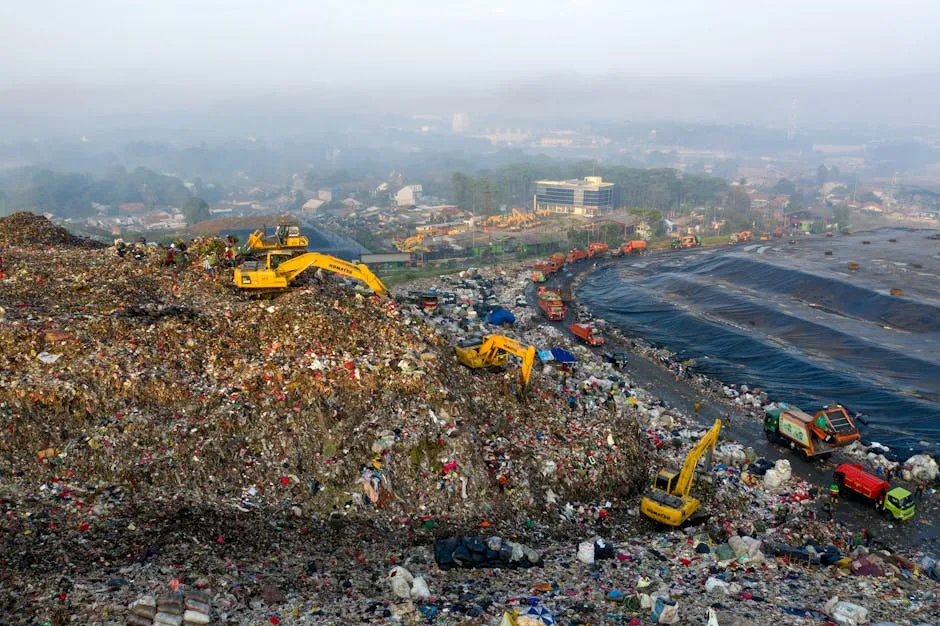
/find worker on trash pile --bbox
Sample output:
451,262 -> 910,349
693,401 -> 701,414
915,481 -> 926,500
823,500 -> 833,521
862,527 -> 872,547
829,484 -> 840,504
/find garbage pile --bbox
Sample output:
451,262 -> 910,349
0,240 -> 650,526
0,227 -> 937,625
0,211 -> 103,248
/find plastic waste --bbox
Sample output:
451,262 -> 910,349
651,596 -> 679,624
517,605 -> 556,625
577,539 -> 595,564
410,576 -> 430,600
824,596 -> 869,626
707,607 -> 720,626
705,577 -> 730,595
388,566 -> 413,599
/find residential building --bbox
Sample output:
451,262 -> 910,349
533,176 -> 614,217
301,198 -> 325,214
452,112 -> 470,134
395,184 -> 422,207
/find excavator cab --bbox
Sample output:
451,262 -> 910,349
653,469 -> 680,493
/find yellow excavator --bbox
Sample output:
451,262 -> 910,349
454,335 -> 536,388
246,224 -> 309,253
393,233 -> 431,254
640,419 -> 722,526
233,251 -> 388,296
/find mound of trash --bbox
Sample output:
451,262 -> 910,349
0,211 -> 103,248
0,241 -> 647,527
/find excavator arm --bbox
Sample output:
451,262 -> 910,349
477,334 -> 536,386
673,419 -> 722,497
275,252 -> 388,295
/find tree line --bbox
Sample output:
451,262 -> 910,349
1,166 -> 196,219
450,162 -> 731,215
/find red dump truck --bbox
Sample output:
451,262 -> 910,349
619,240 -> 647,255
834,464 -> 915,520
549,252 -> 568,266
567,249 -> 590,264
532,259 -> 562,280
537,287 -> 567,321
571,322 -> 605,345
587,242 -> 609,257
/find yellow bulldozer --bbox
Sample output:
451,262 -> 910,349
233,251 -> 388,296
640,419 -> 722,526
246,224 -> 309,253
454,334 -> 536,388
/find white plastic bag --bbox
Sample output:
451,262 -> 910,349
577,540 -> 595,564
410,576 -> 430,600
824,596 -> 869,626
705,577 -> 730,595
388,566 -> 413,599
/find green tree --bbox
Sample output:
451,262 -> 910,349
182,197 -> 210,224
451,172 -> 475,209
832,205 -> 850,232
787,193 -> 805,211
816,164 -> 829,186
773,178 -> 796,194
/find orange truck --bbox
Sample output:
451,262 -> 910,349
587,242 -> 609,257
571,322 -> 605,345
537,287 -> 567,321
567,249 -> 590,263
533,259 -> 563,278
764,402 -> 860,460
549,252 -> 568,266
619,240 -> 647,255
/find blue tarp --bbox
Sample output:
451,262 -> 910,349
550,348 -> 577,363
486,307 -> 516,326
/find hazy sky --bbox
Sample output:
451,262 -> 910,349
3,0 -> 939,88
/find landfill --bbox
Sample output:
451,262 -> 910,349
0,213 -> 937,625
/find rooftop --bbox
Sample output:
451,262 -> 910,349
535,176 -> 614,189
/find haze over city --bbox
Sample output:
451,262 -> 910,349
3,0 -> 940,133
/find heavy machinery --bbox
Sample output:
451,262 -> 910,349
764,403 -> 860,460
618,240 -> 647,255
246,225 -> 309,253
729,231 -> 753,244
480,209 -> 543,231
454,334 -> 536,388
549,252 -> 568,266
671,235 -> 702,249
537,287 -> 567,321
533,259 -> 562,279
233,251 -> 388,295
834,464 -> 915,520
587,242 -> 609,257
567,248 -> 590,263
641,419 -> 722,526
393,233 -> 431,253
571,322 -> 605,345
